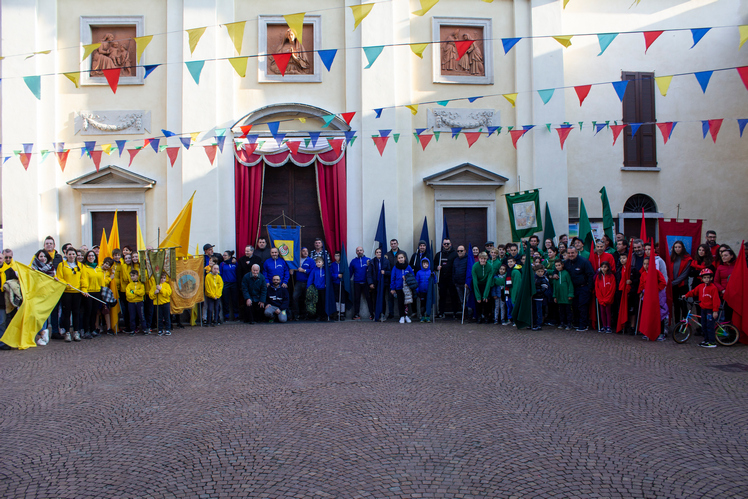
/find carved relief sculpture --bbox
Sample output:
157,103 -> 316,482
267,25 -> 314,75
440,26 -> 486,77
89,26 -> 136,77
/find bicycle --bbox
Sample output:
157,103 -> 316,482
671,298 -> 740,346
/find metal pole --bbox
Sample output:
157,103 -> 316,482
634,294 -> 643,336
461,285 -> 467,325
596,297 -> 600,331
156,228 -> 159,333
338,282 -> 342,321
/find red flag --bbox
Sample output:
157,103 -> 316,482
574,85 -> 592,106
19,153 -> 32,170
328,138 -> 344,155
272,53 -> 292,76
556,127 -> 573,150
127,148 -> 141,167
464,131 -> 481,148
340,112 -> 356,125
372,136 -> 389,156
610,124 -> 627,145
639,239 -> 663,341
708,119 -> 723,143
286,141 -> 301,155
509,129 -> 527,149
89,150 -> 103,172
417,134 -> 433,151
616,240 -> 635,333
239,125 -> 252,136
55,150 -> 70,172
204,145 -> 217,165
724,240 -> 748,344
737,66 -> 748,92
102,67 -> 121,94
243,143 -> 258,157
640,208 -> 647,241
643,31 -> 663,53
656,122 -> 674,144
455,39 -> 474,60
166,146 -> 179,167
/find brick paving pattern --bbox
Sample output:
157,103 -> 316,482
1,321 -> 747,498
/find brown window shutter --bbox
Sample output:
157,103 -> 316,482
622,71 -> 656,167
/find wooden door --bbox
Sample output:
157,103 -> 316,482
261,165 -> 325,251
443,207 -> 487,250
91,211 -> 137,250
624,218 -> 658,242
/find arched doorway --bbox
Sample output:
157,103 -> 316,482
620,193 -> 661,240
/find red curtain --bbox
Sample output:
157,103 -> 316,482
234,160 -> 264,253
316,151 -> 347,255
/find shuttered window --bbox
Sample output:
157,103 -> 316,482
622,71 -> 657,167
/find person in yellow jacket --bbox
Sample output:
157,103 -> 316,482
125,269 -> 147,335
205,264 -> 224,327
96,257 -> 115,336
149,273 -> 173,336
80,250 -> 104,339
118,252 -> 133,331
55,247 -> 90,342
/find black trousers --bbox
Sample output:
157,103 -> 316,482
61,293 -> 82,332
247,301 -> 264,323
313,287 -> 327,319
353,282 -> 372,317
438,278 -> 459,315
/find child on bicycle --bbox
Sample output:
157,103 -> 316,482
683,268 -> 720,348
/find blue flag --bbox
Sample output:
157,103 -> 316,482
442,218 -> 450,242
340,244 -> 352,296
374,201 -> 387,252
419,216 -> 432,262
465,244 -> 477,319
374,256 -> 384,321
267,225 -> 302,269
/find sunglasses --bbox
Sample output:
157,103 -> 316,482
457,250 -> 465,253
3,256 -> 12,260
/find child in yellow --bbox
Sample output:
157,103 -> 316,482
149,274 -> 173,336
205,264 -> 224,326
56,247 -> 90,342
125,269 -> 147,335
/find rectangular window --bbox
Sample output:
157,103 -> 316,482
622,71 -> 657,167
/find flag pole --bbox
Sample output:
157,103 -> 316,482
634,294 -> 643,336
338,281 -> 342,322
64,284 -> 106,304
461,285 -> 467,325
156,228 -> 160,334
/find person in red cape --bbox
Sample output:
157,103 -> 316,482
590,240 -> 616,272
724,241 -> 748,344
669,241 -> 692,323
638,255 -> 667,341
715,247 -> 737,323
594,261 -> 616,333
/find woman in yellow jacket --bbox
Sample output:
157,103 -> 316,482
56,247 -> 89,342
149,273 -> 173,335
80,250 -> 103,339
205,263 -> 224,326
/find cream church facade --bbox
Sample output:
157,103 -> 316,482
1,0 -> 746,260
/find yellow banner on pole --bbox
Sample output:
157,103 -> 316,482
170,257 -> 204,314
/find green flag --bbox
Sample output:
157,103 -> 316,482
511,242 -> 534,329
543,202 -> 556,242
578,199 -> 593,247
505,190 -> 543,242
599,186 -> 615,242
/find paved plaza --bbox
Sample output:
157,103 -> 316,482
1,321 -> 747,498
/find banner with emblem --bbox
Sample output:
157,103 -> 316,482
170,256 -> 204,314
267,225 -> 302,269
505,190 -> 543,242
139,248 -> 177,283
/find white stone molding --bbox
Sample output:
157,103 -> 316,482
80,15 -> 145,85
258,15 -> 322,83
432,17 -> 493,85
427,108 -> 499,132
75,110 -> 151,135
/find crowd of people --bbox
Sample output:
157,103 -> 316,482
0,230 -> 744,350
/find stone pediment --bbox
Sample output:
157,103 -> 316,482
424,163 -> 508,188
67,165 -> 156,190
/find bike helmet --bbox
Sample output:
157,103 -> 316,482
699,268 -> 714,277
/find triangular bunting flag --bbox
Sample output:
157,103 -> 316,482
556,127 -> 573,150
344,131 -> 356,145
363,46 -> 384,69
267,122 -> 280,136
655,75 -> 673,96
89,150 -> 103,172
40,150 -> 51,163
464,132 -> 481,148
341,112 -> 356,125
738,119 -> 748,138
284,13 -> 306,46
629,123 -> 642,136
612,80 -> 629,101
415,128 -> 427,136
436,100 -> 449,106
101,144 -> 113,155
19,153 -> 32,170
239,125 -> 252,137
417,134 -> 433,151
245,134 -> 258,144
228,56 -> 248,77
690,28 -> 710,48
503,93 -> 518,107
127,148 -> 141,167
433,131 -> 440,141
204,145 -> 217,165
372,136 -> 389,156
243,143 -> 259,156
553,35 -> 573,48
694,71 -> 713,93
468,96 -> 481,103
63,72 -> 80,88
597,33 -> 618,56
451,127 -> 462,139
546,123 -> 551,132
393,133 -> 400,143
328,138 -> 344,155
53,142 -> 65,153
509,129 -> 528,149
373,108 -> 383,119
286,141 -> 301,155
405,104 -> 419,115
83,141 -> 96,155
149,138 -> 160,153
702,120 -> 710,139
102,68 -> 121,93
455,39 -> 474,60
309,132 -> 321,147
321,115 -> 336,128
144,64 -> 160,78
23,76 -> 41,100
133,35 -> 153,63
185,60 -> 204,84
656,122 -> 674,144
273,134 -> 286,148
522,125 -> 535,132
502,38 -> 521,54
224,21 -> 246,54
55,150 -> 70,172
708,119 -> 723,143
161,129 -> 176,137
643,31 -> 663,53
81,43 -> 101,61
563,0 -> 571,8
215,135 -> 226,152
610,124 -> 627,145
272,53 -> 292,76
574,85 -> 592,106
318,49 -> 337,71
166,147 -> 180,167
740,25 -> 748,50
350,4 -> 374,30
187,27 -> 207,55
487,126 -> 499,137
23,143 -> 33,154
412,0 -> 439,16
180,137 -> 191,150
738,67 -> 748,91
410,43 -> 428,58
538,89 -> 554,105
378,129 -> 391,138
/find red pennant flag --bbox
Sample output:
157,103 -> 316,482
89,150 -> 103,172
243,143 -> 258,156
708,119 -> 723,143
372,136 -> 389,156
204,145 -> 217,165
102,67 -> 121,94
724,240 -> 748,344
286,141 -> 301,155
55,150 -> 70,172
640,208 -> 647,241
166,147 -> 180,167
239,125 -> 253,136
417,134 -> 433,151
737,66 -> 748,92
643,31 -> 663,53
340,112 -> 356,126
639,239 -> 664,341
556,127 -> 573,150
455,39 -> 474,60
328,138 -> 344,155
464,132 -> 481,148
656,122 -> 674,144
574,85 -> 592,106
128,148 -> 141,167
143,138 -> 151,149
509,129 -> 527,149
272,53 -> 292,76
19,153 -> 32,170
610,124 -> 627,145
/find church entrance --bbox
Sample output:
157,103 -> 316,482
443,207 -> 488,250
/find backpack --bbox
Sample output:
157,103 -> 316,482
404,271 -> 418,292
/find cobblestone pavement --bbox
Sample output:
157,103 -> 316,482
1,321 -> 747,498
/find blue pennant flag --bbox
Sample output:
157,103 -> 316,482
215,135 -> 226,152
374,108 -> 383,119
115,140 -> 126,157
594,123 -> 607,135
702,120 -> 710,139
738,119 -> 748,138
690,28 -> 710,48
538,89 -> 555,105
149,138 -> 160,152
179,137 -> 191,150
597,33 -> 618,56
344,130 -> 356,145
318,49 -> 337,72
185,61 -> 204,84
267,224 -> 302,269
522,125 -> 535,131
612,80 -> 629,101
246,134 -> 258,144
161,129 -> 176,137
415,128 -> 427,136
418,216 -> 432,262
669,121 -> 678,139
468,96 -> 481,103
23,143 -> 34,154
83,141 -> 96,157
144,64 -> 160,78
309,132 -> 321,147
53,142 -> 65,153
502,37 -> 521,54
451,127 -> 462,138
273,133 -> 286,147
267,121 -> 280,136
694,71 -> 713,93
441,217 -> 450,242
487,126 -> 499,137
379,129 -> 391,137
629,123 -> 642,136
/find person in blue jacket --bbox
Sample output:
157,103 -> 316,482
307,257 -> 327,321
292,247 -> 314,321
331,251 -> 345,321
220,250 -> 239,322
263,247 -> 290,287
367,247 -> 390,322
416,258 -> 433,322
349,246 -> 371,320
390,253 -> 414,324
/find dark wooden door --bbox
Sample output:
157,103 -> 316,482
261,165 -> 324,251
624,218 -> 658,242
91,211 -> 137,250
443,207 -> 487,250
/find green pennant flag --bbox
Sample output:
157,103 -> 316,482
546,123 -> 551,132
599,187 -> 615,242
304,138 -> 311,147
505,190 -> 543,242
413,132 -> 419,142
578,198 -> 593,248
543,202 -> 556,242
393,133 -> 400,143
434,131 -> 440,141
507,126 -> 514,132
511,242 -> 534,329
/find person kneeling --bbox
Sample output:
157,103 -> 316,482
265,275 -> 289,323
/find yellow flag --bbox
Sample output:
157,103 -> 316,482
190,132 -> 200,143
98,228 -> 110,265
187,27 -> 207,55
655,75 -> 673,97
298,117 -> 306,124
228,56 -> 248,77
102,144 -> 113,155
64,72 -> 80,88
503,93 -> 518,107
553,35 -> 573,48
412,0 -> 439,16
410,43 -> 429,59
739,25 -> 748,50
405,104 -> 419,115
350,4 -> 374,30
0,263 -> 67,350
161,191 -> 195,257
82,43 -> 101,61
563,0 -> 571,8
109,211 -> 121,251
195,244 -> 200,257
133,35 -> 153,63
284,13 -> 306,47
224,21 -> 246,54
137,217 -> 146,252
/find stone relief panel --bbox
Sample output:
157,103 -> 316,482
432,17 -> 493,85
258,15 -> 322,83
427,109 -> 499,132
80,16 -> 145,85
74,110 -> 151,136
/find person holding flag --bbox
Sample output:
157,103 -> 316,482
367,247 -> 389,322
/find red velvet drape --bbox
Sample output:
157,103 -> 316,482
316,153 -> 347,255
234,160 -> 264,253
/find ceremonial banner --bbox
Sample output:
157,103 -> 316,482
267,225 -> 301,270
505,190 -> 543,242
657,219 -> 702,258
170,257 -> 204,314
139,248 -> 177,283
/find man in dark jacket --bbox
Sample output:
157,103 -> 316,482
385,239 -> 407,319
451,245 -> 469,318
563,247 -> 594,331
237,245 -> 262,322
409,240 -> 429,274
254,237 -> 272,266
350,246 -> 371,320
241,264 -> 267,324
435,239 -> 458,319
367,248 -> 390,320
264,275 -> 289,323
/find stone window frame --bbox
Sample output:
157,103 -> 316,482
80,15 -> 146,86
432,17 -> 494,85
258,15 -> 322,83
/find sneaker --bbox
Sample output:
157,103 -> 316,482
557,324 -> 565,329
106,329 -> 115,336
64,332 -> 72,342
494,320 -> 499,325
72,331 -> 81,342
641,335 -> 649,341
91,330 -> 100,338
404,316 -> 412,324
157,330 -> 165,336
606,328 -> 613,334
425,317 -> 432,323
399,317 -> 405,324
353,315 -> 361,321
576,327 -> 588,332
565,326 -> 572,330
82,332 -> 93,340
700,341 -> 716,348
656,334 -> 666,342
698,341 -> 709,347
532,326 -> 541,331
144,330 -> 151,336
165,330 -> 171,336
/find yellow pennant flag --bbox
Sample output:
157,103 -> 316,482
109,211 -> 121,251
224,21 -> 246,54
228,56 -> 249,77
482,0 -> 494,2
739,25 -> 748,50
410,43 -> 429,59
350,4 -> 374,30
81,43 -> 101,61
102,144 -> 113,155
161,191 -> 196,257
298,117 -> 306,124
503,93 -> 518,107
187,27 -> 207,55
405,104 -> 419,115
655,75 -> 673,96
553,35 -> 573,48
0,263 -> 67,350
137,217 -> 146,252
195,244 -> 200,257
284,13 -> 306,47
412,0 -> 439,16
563,0 -> 571,8
133,35 -> 153,63
190,132 -> 200,143
98,228 -> 110,265
64,72 -> 80,88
